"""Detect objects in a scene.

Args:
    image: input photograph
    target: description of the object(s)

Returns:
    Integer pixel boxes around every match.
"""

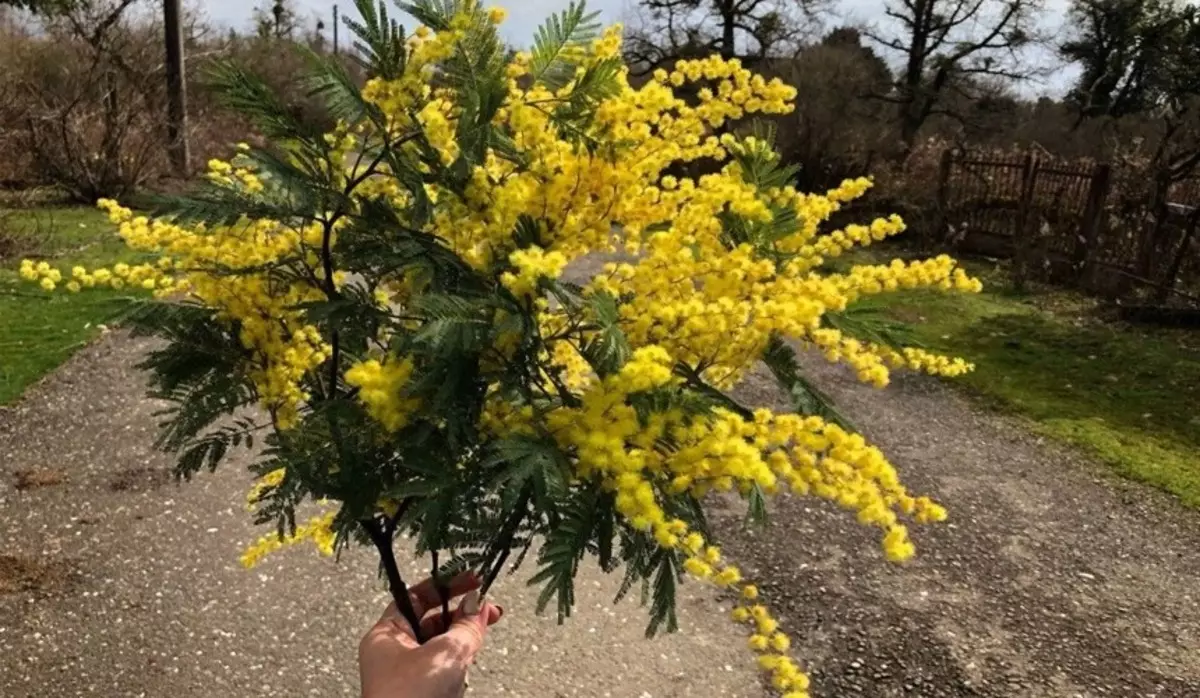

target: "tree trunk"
[101,67,122,195]
[899,104,922,153]
[1074,162,1111,283]
[164,0,190,176]
[721,0,735,58]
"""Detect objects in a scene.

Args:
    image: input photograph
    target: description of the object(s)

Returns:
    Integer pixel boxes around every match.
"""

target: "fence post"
[929,148,954,250]
[1076,162,1111,282]
[1155,207,1200,303]
[1010,152,1040,292]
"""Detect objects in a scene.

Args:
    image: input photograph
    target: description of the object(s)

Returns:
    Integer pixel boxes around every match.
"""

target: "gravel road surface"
[2,329,1198,698]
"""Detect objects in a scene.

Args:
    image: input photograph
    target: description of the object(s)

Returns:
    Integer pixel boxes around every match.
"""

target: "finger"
[428,591,499,662]
[375,601,401,625]
[408,570,480,619]
[420,600,504,637]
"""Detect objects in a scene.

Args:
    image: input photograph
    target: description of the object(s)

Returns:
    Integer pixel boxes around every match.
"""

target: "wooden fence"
[933,149,1200,303]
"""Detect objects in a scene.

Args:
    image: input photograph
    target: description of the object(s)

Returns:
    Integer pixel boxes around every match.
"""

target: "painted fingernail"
[462,589,481,616]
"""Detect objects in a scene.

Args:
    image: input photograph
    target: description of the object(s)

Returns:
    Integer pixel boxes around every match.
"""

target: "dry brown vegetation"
[12,467,68,490]
[0,1,349,200]
[0,554,76,594]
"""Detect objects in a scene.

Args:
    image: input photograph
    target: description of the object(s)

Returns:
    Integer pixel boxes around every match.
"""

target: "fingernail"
[495,605,505,618]
[462,589,481,616]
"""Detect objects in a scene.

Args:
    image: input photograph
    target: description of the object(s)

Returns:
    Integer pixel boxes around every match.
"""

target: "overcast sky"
[199,0,653,41]
[195,0,1074,96]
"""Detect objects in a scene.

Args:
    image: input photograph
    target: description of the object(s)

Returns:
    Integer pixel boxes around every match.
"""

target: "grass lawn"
[0,206,142,405]
[837,244,1200,508]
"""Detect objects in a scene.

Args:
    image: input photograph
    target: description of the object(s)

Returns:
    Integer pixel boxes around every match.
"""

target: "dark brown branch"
[481,489,531,596]
[361,517,426,644]
[431,549,451,634]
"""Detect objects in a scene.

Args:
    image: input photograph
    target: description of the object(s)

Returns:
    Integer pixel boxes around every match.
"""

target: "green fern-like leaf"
[140,184,311,229]
[528,0,601,90]
[546,55,623,144]
[345,0,409,79]
[580,291,631,377]
[205,59,321,142]
[528,484,603,622]
[483,435,569,513]
[127,300,260,478]
[825,297,921,350]
[761,334,855,431]
[644,548,680,637]
[730,122,799,191]
[411,293,492,354]
[300,46,382,126]
[398,0,459,31]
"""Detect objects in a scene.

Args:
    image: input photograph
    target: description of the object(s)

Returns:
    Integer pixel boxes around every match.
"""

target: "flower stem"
[360,517,425,644]
[481,489,530,595]
[431,549,451,633]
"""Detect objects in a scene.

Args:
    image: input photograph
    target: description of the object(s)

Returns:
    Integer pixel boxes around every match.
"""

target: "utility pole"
[332,4,339,54]
[163,0,189,175]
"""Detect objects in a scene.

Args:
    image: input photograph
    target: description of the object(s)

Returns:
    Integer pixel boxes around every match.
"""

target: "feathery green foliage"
[110,0,925,650]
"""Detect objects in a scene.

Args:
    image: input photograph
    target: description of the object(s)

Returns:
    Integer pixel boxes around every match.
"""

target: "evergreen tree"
[1060,0,1200,118]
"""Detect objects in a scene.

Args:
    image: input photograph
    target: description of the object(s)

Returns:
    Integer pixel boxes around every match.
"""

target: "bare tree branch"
[866,0,1043,152]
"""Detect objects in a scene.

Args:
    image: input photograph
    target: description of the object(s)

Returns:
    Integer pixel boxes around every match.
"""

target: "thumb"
[436,590,491,662]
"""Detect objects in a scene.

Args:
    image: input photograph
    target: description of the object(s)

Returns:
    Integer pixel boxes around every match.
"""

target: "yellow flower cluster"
[344,357,421,432]
[206,157,264,192]
[537,343,948,693]
[500,246,569,298]
[246,467,286,511]
[830,256,985,303]
[20,163,335,427]
[19,257,171,294]
[19,259,64,291]
[240,511,337,568]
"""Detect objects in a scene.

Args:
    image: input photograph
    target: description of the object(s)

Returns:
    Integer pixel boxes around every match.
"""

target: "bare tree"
[0,0,77,12]
[864,0,1043,152]
[252,0,299,40]
[5,0,167,199]
[623,0,826,73]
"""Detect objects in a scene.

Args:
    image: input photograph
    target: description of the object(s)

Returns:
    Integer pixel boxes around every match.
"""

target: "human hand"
[359,572,503,698]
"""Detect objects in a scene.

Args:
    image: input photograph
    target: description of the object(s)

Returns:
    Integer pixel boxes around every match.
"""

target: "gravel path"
[0,335,759,698]
[2,331,1199,698]
[718,360,1200,698]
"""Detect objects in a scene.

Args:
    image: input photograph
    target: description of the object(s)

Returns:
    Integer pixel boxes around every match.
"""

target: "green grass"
[837,244,1200,508]
[0,206,141,405]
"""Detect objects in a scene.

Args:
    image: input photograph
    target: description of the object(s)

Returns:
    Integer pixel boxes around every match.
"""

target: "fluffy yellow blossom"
[240,511,337,568]
[344,358,421,432]
[13,9,983,692]
[500,246,569,297]
[247,468,287,510]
